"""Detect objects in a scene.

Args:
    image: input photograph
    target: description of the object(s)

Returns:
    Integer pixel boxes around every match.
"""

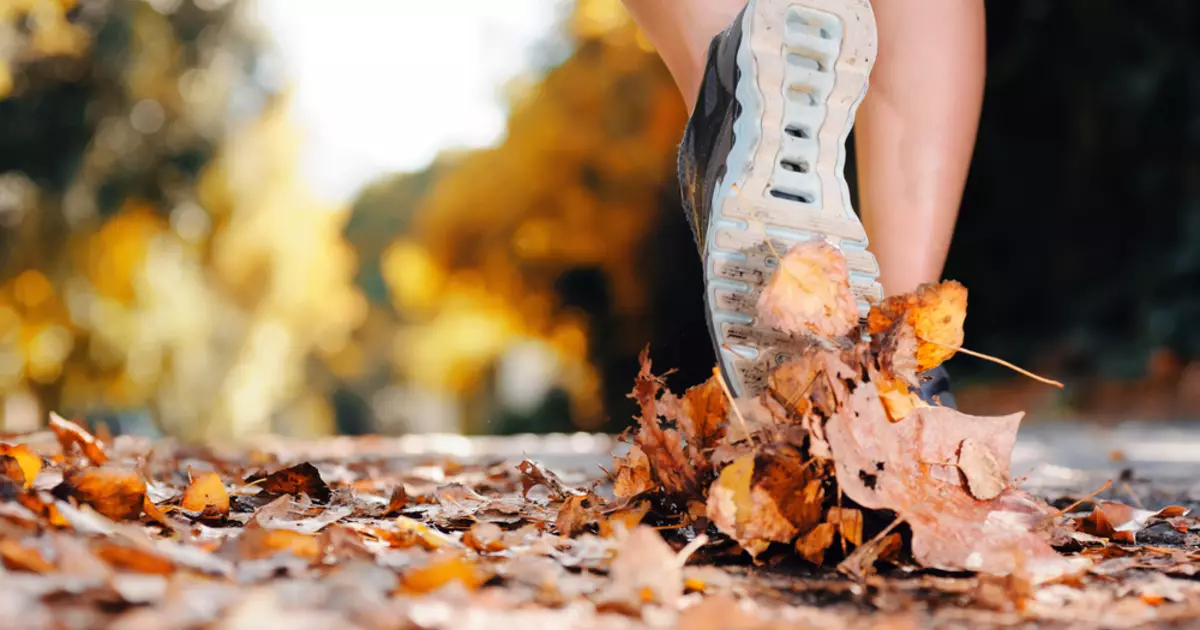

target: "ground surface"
[2,419,1200,630]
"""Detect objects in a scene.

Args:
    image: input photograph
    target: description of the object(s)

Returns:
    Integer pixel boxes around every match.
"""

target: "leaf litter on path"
[2,242,1199,629]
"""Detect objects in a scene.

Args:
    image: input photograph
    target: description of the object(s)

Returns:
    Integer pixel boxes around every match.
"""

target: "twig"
[1121,482,1145,509]
[713,363,758,454]
[675,534,710,567]
[920,338,1064,389]
[1040,479,1113,527]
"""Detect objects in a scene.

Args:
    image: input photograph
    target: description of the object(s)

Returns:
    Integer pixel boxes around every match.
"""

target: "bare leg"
[856,0,986,296]
[621,0,746,113]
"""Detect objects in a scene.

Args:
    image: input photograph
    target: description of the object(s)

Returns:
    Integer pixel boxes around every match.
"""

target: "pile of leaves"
[598,242,1178,582]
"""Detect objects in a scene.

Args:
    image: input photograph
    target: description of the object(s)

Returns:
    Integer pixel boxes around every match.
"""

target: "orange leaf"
[93,543,174,574]
[401,554,486,594]
[0,444,41,488]
[57,467,146,521]
[49,412,108,465]
[142,495,171,527]
[181,470,230,516]
[0,539,54,573]
[241,526,322,561]
[868,281,968,372]
[555,494,596,538]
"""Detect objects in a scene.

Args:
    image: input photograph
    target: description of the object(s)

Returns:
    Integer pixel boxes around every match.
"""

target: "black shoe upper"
[677,7,746,258]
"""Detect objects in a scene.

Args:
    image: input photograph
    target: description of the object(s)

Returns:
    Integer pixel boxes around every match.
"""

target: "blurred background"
[0,0,1196,442]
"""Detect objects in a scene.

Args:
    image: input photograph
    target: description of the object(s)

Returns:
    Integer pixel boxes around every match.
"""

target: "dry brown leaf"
[93,542,175,574]
[958,438,1009,501]
[867,281,968,371]
[706,448,824,558]
[181,470,230,516]
[827,507,863,547]
[755,241,860,339]
[0,538,54,573]
[463,522,506,553]
[677,376,728,452]
[556,494,596,537]
[516,459,584,500]
[142,495,171,527]
[628,349,699,495]
[239,525,322,561]
[823,381,1083,580]
[1076,502,1191,542]
[796,522,836,564]
[49,412,108,465]
[385,486,409,515]
[0,454,26,487]
[877,374,927,423]
[389,515,461,550]
[400,554,486,594]
[262,462,331,504]
[611,445,655,499]
[598,498,651,538]
[0,444,41,488]
[56,466,146,521]
[599,525,683,608]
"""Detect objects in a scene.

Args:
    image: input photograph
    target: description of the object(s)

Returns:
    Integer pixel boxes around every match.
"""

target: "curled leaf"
[181,471,230,516]
[868,281,968,371]
[49,413,108,465]
[55,466,146,521]
[0,444,41,488]
[262,462,331,504]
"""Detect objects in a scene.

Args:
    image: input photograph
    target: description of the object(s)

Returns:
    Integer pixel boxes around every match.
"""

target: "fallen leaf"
[627,350,699,496]
[49,412,108,465]
[1076,502,1191,542]
[598,498,651,538]
[55,466,146,521]
[262,463,331,504]
[516,459,584,500]
[0,454,26,486]
[756,240,860,339]
[400,554,486,594]
[0,538,54,573]
[676,376,728,453]
[463,522,506,553]
[386,515,461,550]
[556,493,596,537]
[827,507,863,546]
[598,525,683,608]
[385,486,409,515]
[0,444,41,488]
[867,281,968,372]
[796,522,836,564]
[181,471,230,516]
[706,448,824,558]
[823,381,1081,580]
[142,496,171,527]
[239,525,322,561]
[611,446,655,499]
[94,542,175,574]
[958,438,1009,501]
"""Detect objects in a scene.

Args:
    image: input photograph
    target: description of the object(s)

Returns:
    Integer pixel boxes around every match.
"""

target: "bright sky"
[255,0,564,203]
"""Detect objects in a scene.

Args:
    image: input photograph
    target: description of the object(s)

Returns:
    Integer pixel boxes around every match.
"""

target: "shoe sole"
[704,0,882,397]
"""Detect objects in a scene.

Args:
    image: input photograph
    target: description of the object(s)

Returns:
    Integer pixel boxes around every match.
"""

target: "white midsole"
[705,0,882,396]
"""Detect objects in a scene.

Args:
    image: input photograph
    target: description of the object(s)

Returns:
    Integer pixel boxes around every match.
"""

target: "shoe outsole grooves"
[705,0,882,396]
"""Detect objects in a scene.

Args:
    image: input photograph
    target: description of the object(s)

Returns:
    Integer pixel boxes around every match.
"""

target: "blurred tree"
[0,0,363,440]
